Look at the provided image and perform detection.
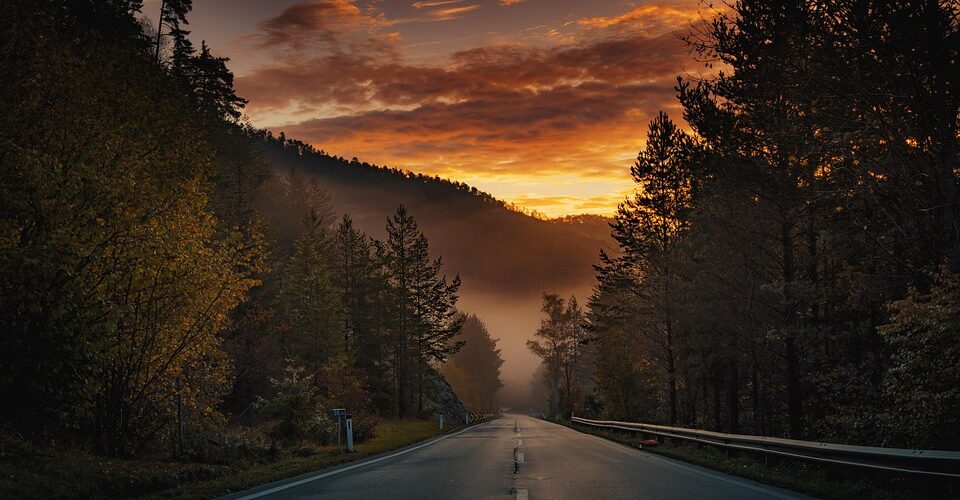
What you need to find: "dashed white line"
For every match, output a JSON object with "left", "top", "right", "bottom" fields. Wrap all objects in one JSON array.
[{"left": 515, "top": 488, "right": 529, "bottom": 500}]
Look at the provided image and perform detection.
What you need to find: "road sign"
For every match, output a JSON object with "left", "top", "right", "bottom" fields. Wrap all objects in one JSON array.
[{"left": 331, "top": 408, "right": 347, "bottom": 419}]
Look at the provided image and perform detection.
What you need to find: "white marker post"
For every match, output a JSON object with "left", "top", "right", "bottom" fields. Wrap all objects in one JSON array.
[
  {"left": 439, "top": 414, "right": 444, "bottom": 430},
  {"left": 345, "top": 416, "right": 354, "bottom": 453}
]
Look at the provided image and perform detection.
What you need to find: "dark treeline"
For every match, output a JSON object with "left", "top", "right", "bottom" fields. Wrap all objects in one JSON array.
[
  {"left": 0, "top": 0, "right": 478, "bottom": 459},
  {"left": 586, "top": 0, "right": 960, "bottom": 450},
  {"left": 526, "top": 294, "right": 597, "bottom": 419},
  {"left": 258, "top": 132, "right": 509, "bottom": 211},
  {"left": 440, "top": 314, "right": 505, "bottom": 413},
  {"left": 259, "top": 135, "right": 612, "bottom": 297}
]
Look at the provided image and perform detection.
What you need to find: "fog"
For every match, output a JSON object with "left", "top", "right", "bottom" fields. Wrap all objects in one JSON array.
[{"left": 258, "top": 139, "right": 613, "bottom": 402}]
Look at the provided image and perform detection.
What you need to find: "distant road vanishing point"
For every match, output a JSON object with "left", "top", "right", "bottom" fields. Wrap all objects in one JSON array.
[{"left": 223, "top": 414, "right": 806, "bottom": 500}]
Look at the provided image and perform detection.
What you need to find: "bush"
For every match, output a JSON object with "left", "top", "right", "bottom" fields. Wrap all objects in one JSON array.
[{"left": 255, "top": 361, "right": 335, "bottom": 447}]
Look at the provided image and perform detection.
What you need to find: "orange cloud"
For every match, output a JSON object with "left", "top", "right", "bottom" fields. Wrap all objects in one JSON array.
[
  {"left": 578, "top": 4, "right": 701, "bottom": 31},
  {"left": 413, "top": 0, "right": 463, "bottom": 8},
  {"left": 428, "top": 4, "right": 481, "bottom": 21},
  {"left": 237, "top": 2, "right": 708, "bottom": 216}
]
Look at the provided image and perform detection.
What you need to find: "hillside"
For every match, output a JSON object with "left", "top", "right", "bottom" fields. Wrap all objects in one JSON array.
[
  {"left": 254, "top": 132, "right": 617, "bottom": 387},
  {"left": 257, "top": 133, "right": 615, "bottom": 297}
]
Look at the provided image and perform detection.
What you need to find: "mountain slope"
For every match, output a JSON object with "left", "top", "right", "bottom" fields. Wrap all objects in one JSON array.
[
  {"left": 254, "top": 133, "right": 618, "bottom": 388},
  {"left": 258, "top": 134, "right": 615, "bottom": 296}
]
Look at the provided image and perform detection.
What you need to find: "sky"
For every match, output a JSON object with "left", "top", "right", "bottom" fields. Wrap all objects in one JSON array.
[{"left": 144, "top": 0, "right": 713, "bottom": 217}]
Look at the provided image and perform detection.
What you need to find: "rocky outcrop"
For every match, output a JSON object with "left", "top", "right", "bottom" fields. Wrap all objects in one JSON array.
[{"left": 421, "top": 368, "right": 468, "bottom": 423}]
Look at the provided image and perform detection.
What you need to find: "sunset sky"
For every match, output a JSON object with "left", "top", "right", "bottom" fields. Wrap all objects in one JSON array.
[{"left": 145, "top": 0, "right": 711, "bottom": 217}]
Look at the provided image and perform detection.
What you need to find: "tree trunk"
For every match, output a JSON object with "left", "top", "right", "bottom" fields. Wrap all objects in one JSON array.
[
  {"left": 782, "top": 214, "right": 803, "bottom": 439},
  {"left": 751, "top": 353, "right": 760, "bottom": 434},
  {"left": 666, "top": 322, "right": 677, "bottom": 426},
  {"left": 154, "top": 0, "right": 166, "bottom": 63},
  {"left": 712, "top": 368, "right": 722, "bottom": 431},
  {"left": 728, "top": 359, "right": 739, "bottom": 434}
]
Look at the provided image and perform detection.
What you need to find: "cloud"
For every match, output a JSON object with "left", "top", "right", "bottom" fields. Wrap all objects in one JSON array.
[
  {"left": 428, "top": 4, "right": 481, "bottom": 20},
  {"left": 255, "top": 0, "right": 387, "bottom": 48},
  {"left": 238, "top": 31, "right": 688, "bottom": 112},
  {"left": 413, "top": 0, "right": 463, "bottom": 8},
  {"left": 578, "top": 4, "right": 701, "bottom": 32},
  {"left": 499, "top": 0, "right": 526, "bottom": 5},
  {"left": 236, "top": 2, "right": 707, "bottom": 215}
]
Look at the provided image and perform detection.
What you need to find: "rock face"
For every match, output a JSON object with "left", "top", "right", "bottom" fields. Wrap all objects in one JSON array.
[{"left": 421, "top": 368, "right": 468, "bottom": 423}]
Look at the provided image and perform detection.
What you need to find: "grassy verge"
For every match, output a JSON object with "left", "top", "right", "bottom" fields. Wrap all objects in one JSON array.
[
  {"left": 563, "top": 421, "right": 958, "bottom": 499},
  {"left": 0, "top": 419, "right": 471, "bottom": 500}
]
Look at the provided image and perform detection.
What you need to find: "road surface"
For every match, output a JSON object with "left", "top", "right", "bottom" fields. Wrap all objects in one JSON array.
[{"left": 225, "top": 414, "right": 806, "bottom": 500}]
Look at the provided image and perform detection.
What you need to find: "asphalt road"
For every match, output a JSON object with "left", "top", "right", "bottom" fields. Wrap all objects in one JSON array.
[{"left": 225, "top": 414, "right": 807, "bottom": 500}]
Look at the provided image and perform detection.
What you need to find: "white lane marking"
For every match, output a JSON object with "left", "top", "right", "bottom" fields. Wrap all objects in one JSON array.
[
  {"left": 517, "top": 439, "right": 523, "bottom": 447},
  {"left": 516, "top": 488, "right": 529, "bottom": 500},
  {"left": 557, "top": 422, "right": 802, "bottom": 500},
  {"left": 232, "top": 423, "right": 487, "bottom": 499},
  {"left": 516, "top": 452, "right": 524, "bottom": 464}
]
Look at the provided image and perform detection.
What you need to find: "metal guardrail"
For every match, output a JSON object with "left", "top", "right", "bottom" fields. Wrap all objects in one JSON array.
[{"left": 570, "top": 416, "right": 960, "bottom": 479}]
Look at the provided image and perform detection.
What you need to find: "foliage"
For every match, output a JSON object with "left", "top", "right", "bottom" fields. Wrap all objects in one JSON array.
[
  {"left": 878, "top": 267, "right": 960, "bottom": 449},
  {"left": 256, "top": 361, "right": 335, "bottom": 446},
  {"left": 588, "top": 0, "right": 960, "bottom": 448},
  {"left": 441, "top": 314, "right": 504, "bottom": 412},
  {"left": 377, "top": 206, "right": 464, "bottom": 417},
  {"left": 527, "top": 294, "right": 592, "bottom": 419},
  {"left": 0, "top": 1, "right": 261, "bottom": 456}
]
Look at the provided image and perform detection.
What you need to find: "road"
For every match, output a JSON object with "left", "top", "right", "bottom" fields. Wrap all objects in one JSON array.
[{"left": 225, "top": 414, "right": 806, "bottom": 500}]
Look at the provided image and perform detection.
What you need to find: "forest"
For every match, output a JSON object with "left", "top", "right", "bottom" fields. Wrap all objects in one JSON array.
[
  {"left": 527, "top": 0, "right": 960, "bottom": 452},
  {"left": 0, "top": 0, "right": 505, "bottom": 471},
  {"left": 5, "top": 0, "right": 960, "bottom": 497}
]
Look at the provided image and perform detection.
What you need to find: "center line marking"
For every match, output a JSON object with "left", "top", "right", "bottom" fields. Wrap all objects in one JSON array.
[
  {"left": 516, "top": 488, "right": 529, "bottom": 500},
  {"left": 516, "top": 452, "right": 524, "bottom": 464}
]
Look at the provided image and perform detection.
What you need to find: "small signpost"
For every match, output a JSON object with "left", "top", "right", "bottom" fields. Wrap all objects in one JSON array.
[
  {"left": 331, "top": 408, "right": 347, "bottom": 451},
  {"left": 439, "top": 414, "right": 444, "bottom": 430}
]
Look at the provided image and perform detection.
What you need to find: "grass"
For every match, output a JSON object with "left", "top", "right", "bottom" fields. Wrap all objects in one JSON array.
[
  {"left": 0, "top": 419, "right": 468, "bottom": 500},
  {"left": 563, "top": 421, "right": 959, "bottom": 499}
]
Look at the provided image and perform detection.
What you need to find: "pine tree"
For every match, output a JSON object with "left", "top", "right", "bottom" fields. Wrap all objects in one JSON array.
[
  {"left": 377, "top": 206, "right": 462, "bottom": 417},
  {"left": 154, "top": 0, "right": 192, "bottom": 63},
  {"left": 610, "top": 112, "right": 698, "bottom": 425}
]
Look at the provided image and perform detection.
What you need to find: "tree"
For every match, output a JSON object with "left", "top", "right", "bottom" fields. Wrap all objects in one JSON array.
[
  {"left": 527, "top": 294, "right": 589, "bottom": 419},
  {"left": 154, "top": 0, "right": 192, "bottom": 63},
  {"left": 280, "top": 209, "right": 343, "bottom": 375},
  {"left": 878, "top": 267, "right": 960, "bottom": 450},
  {"left": 0, "top": 2, "right": 261, "bottom": 455},
  {"left": 441, "top": 314, "right": 504, "bottom": 412},
  {"left": 256, "top": 360, "right": 334, "bottom": 446},
  {"left": 608, "top": 112, "right": 698, "bottom": 425},
  {"left": 377, "top": 206, "right": 463, "bottom": 417}
]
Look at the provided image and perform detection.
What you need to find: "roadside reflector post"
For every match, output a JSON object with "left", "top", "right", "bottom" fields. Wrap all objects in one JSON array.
[
  {"left": 439, "top": 414, "right": 444, "bottom": 430},
  {"left": 465, "top": 412, "right": 470, "bottom": 425},
  {"left": 345, "top": 415, "right": 354, "bottom": 453}
]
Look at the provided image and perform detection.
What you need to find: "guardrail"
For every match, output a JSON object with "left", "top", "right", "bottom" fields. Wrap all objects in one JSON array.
[{"left": 570, "top": 416, "right": 960, "bottom": 479}]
